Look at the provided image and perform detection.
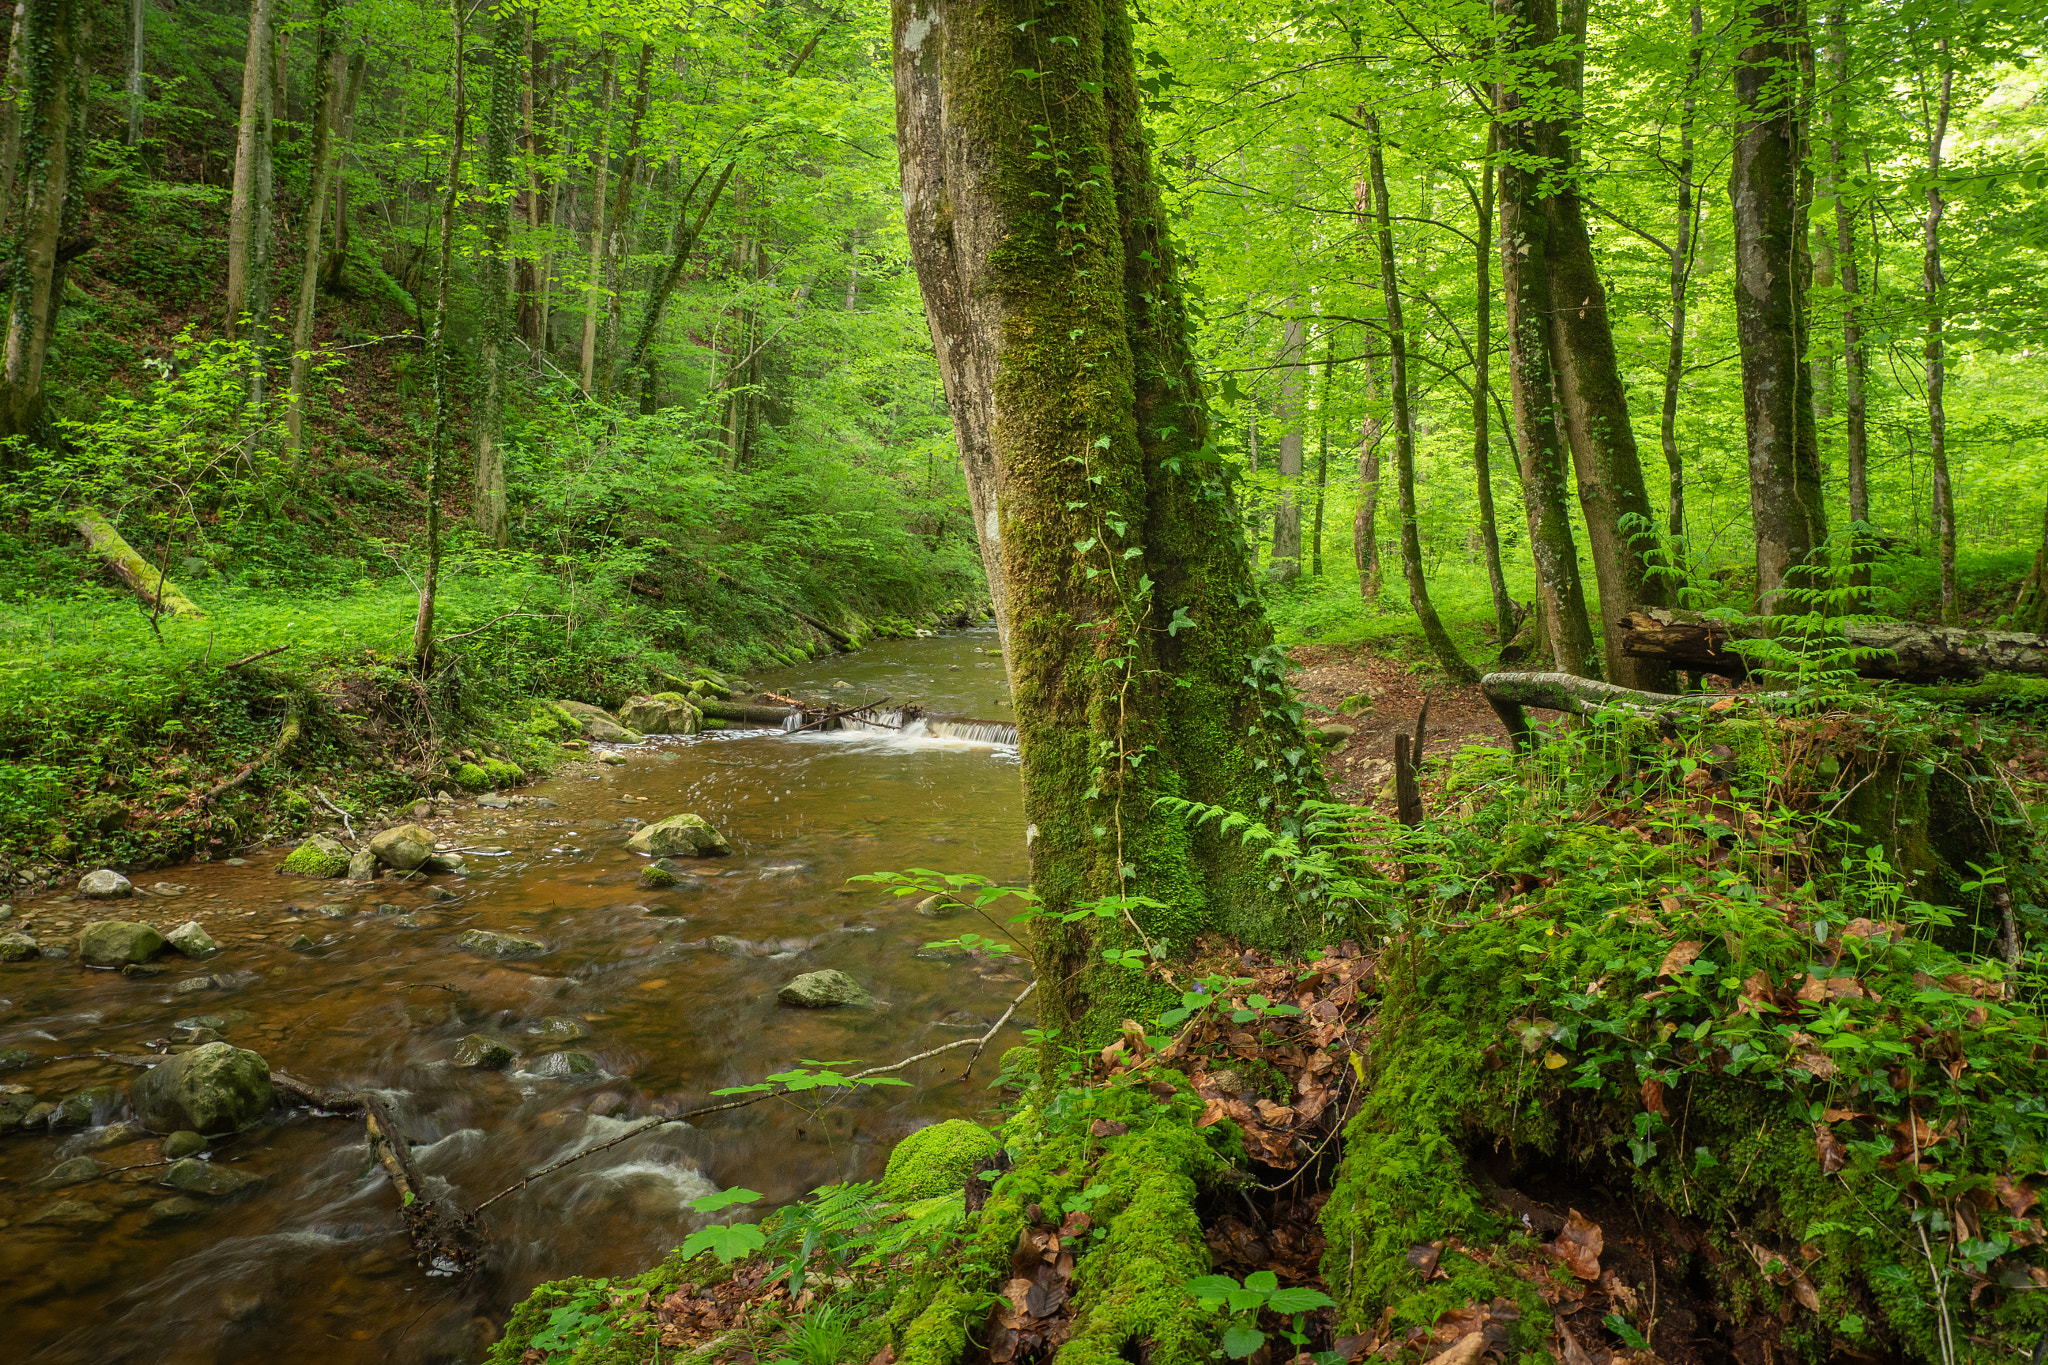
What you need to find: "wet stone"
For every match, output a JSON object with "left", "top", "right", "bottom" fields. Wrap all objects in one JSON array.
[
  {"left": 163, "top": 1130, "right": 208, "bottom": 1159},
  {"left": 145, "top": 1196, "right": 205, "bottom": 1227},
  {"left": 40, "top": 1156, "right": 103, "bottom": 1187},
  {"left": 129, "top": 1042, "right": 271, "bottom": 1135},
  {"left": 375, "top": 903, "right": 407, "bottom": 915},
  {"left": 777, "top": 969, "right": 874, "bottom": 1008},
  {"left": 121, "top": 962, "right": 171, "bottom": 978},
  {"left": 172, "top": 976, "right": 217, "bottom": 996},
  {"left": 27, "top": 1199, "right": 111, "bottom": 1228},
  {"left": 287, "top": 934, "right": 318, "bottom": 952},
  {"left": 0, "top": 1086, "right": 38, "bottom": 1126},
  {"left": 457, "top": 929, "right": 545, "bottom": 960},
  {"left": 0, "top": 930, "right": 39, "bottom": 961},
  {"left": 531, "top": 1016, "right": 591, "bottom": 1043},
  {"left": 528, "top": 1050, "right": 597, "bottom": 1078},
  {"left": 452, "top": 1035, "right": 516, "bottom": 1069},
  {"left": 346, "top": 849, "right": 378, "bottom": 883},
  {"left": 0, "top": 1048, "right": 32, "bottom": 1071},
  {"left": 78, "top": 920, "right": 167, "bottom": 968},
  {"left": 162, "top": 1157, "right": 261, "bottom": 1197},
  {"left": 78, "top": 869, "right": 134, "bottom": 900},
  {"left": 165, "top": 921, "right": 219, "bottom": 957},
  {"left": 54, "top": 1084, "right": 117, "bottom": 1128}
]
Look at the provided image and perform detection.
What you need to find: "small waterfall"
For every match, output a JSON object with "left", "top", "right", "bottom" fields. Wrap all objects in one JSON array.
[{"left": 927, "top": 716, "right": 1019, "bottom": 747}]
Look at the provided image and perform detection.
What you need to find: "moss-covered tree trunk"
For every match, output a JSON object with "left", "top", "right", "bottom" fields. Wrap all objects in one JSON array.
[
  {"left": 893, "top": 0, "right": 1321, "bottom": 1042},
  {"left": 1490, "top": 16, "right": 1598, "bottom": 677},
  {"left": 0, "top": 0, "right": 78, "bottom": 440},
  {"left": 412, "top": 4, "right": 466, "bottom": 675},
  {"left": 1825, "top": 6, "right": 1871, "bottom": 595},
  {"left": 1731, "top": 0, "right": 1827, "bottom": 612},
  {"left": 224, "top": 0, "right": 276, "bottom": 340},
  {"left": 1921, "top": 43, "right": 1955, "bottom": 625},
  {"left": 1470, "top": 139, "right": 1517, "bottom": 645}
]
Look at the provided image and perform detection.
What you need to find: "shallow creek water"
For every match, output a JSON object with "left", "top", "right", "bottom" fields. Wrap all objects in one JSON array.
[{"left": 1, "top": 629, "right": 1029, "bottom": 1364}]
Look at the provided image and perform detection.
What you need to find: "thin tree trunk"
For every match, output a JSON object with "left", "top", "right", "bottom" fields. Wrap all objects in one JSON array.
[
  {"left": 577, "top": 50, "right": 614, "bottom": 395},
  {"left": 2017, "top": 501, "right": 2048, "bottom": 636},
  {"left": 1364, "top": 111, "right": 1477, "bottom": 684},
  {"left": 126, "top": 0, "right": 145, "bottom": 146},
  {"left": 595, "top": 43, "right": 652, "bottom": 400},
  {"left": 0, "top": 0, "right": 78, "bottom": 439},
  {"left": 414, "top": 4, "right": 468, "bottom": 674},
  {"left": 284, "top": 0, "right": 342, "bottom": 462},
  {"left": 1826, "top": 7, "right": 1869, "bottom": 594},
  {"left": 1661, "top": 0, "right": 1702, "bottom": 541},
  {"left": 1269, "top": 309, "right": 1305, "bottom": 581},
  {"left": 473, "top": 2, "right": 519, "bottom": 547},
  {"left": 225, "top": 0, "right": 278, "bottom": 338},
  {"left": 321, "top": 51, "right": 363, "bottom": 295},
  {"left": 1491, "top": 47, "right": 1598, "bottom": 676},
  {"left": 1311, "top": 334, "right": 1331, "bottom": 576},
  {"left": 514, "top": 10, "right": 542, "bottom": 349},
  {"left": 1923, "top": 43, "right": 1955, "bottom": 624},
  {"left": 1732, "top": 0, "right": 1828, "bottom": 612},
  {"left": 1353, "top": 331, "right": 1383, "bottom": 600},
  {"left": 1473, "top": 131, "right": 1516, "bottom": 643}
]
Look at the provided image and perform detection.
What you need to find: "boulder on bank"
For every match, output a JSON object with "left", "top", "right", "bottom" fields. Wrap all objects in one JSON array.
[
  {"left": 777, "top": 969, "right": 873, "bottom": 1008},
  {"left": 626, "top": 813, "right": 731, "bottom": 858},
  {"left": 347, "top": 848, "right": 378, "bottom": 883},
  {"left": 369, "top": 823, "right": 435, "bottom": 870},
  {"left": 129, "top": 1042, "right": 272, "bottom": 1135},
  {"left": 881, "top": 1119, "right": 1001, "bottom": 1201},
  {"left": 457, "top": 929, "right": 546, "bottom": 960},
  {"left": 556, "top": 700, "right": 643, "bottom": 744},
  {"left": 280, "top": 835, "right": 351, "bottom": 878},
  {"left": 165, "top": 921, "right": 218, "bottom": 957},
  {"left": 79, "top": 869, "right": 134, "bottom": 899},
  {"left": 620, "top": 693, "right": 701, "bottom": 735},
  {"left": 78, "top": 920, "right": 167, "bottom": 968}
]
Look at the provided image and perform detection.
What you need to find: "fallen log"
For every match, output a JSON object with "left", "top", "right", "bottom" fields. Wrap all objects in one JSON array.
[
  {"left": 75, "top": 509, "right": 206, "bottom": 619},
  {"left": 359, "top": 1091, "right": 484, "bottom": 1277},
  {"left": 789, "top": 696, "right": 890, "bottom": 734},
  {"left": 1479, "top": 672, "right": 1788, "bottom": 751},
  {"left": 1618, "top": 607, "right": 2048, "bottom": 683},
  {"left": 699, "top": 698, "right": 800, "bottom": 726}
]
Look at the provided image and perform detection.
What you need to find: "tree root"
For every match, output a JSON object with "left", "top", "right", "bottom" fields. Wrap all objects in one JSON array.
[{"left": 160, "top": 703, "right": 301, "bottom": 821}]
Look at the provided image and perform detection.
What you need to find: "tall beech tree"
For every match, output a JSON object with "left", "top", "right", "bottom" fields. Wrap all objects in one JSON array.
[
  {"left": 473, "top": 2, "right": 521, "bottom": 547},
  {"left": 1921, "top": 42, "right": 1956, "bottom": 624},
  {"left": 225, "top": 0, "right": 278, "bottom": 341},
  {"left": 284, "top": 0, "right": 345, "bottom": 462},
  {"left": 1824, "top": 7, "right": 1871, "bottom": 593},
  {"left": 893, "top": 0, "right": 1322, "bottom": 1037},
  {"left": 1730, "top": 0, "right": 1826, "bottom": 611},
  {"left": 1269, "top": 310, "right": 1306, "bottom": 581}
]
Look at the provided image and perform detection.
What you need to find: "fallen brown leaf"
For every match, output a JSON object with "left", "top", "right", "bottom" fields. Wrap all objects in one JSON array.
[
  {"left": 1423, "top": 1331, "right": 1487, "bottom": 1365},
  {"left": 1545, "top": 1208, "right": 1603, "bottom": 1280},
  {"left": 1814, "top": 1122, "right": 1848, "bottom": 1174},
  {"left": 1658, "top": 941, "right": 1703, "bottom": 977}
]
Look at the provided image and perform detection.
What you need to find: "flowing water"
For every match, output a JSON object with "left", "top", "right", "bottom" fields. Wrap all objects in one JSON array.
[{"left": 0, "top": 629, "right": 1028, "bottom": 1364}]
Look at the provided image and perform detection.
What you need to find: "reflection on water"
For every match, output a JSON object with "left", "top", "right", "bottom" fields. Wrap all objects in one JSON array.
[{"left": 0, "top": 629, "right": 1027, "bottom": 1364}]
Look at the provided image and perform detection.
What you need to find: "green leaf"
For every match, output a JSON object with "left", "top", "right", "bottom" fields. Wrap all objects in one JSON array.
[
  {"left": 1266, "top": 1287, "right": 1337, "bottom": 1314},
  {"left": 678, "top": 1221, "right": 767, "bottom": 1266},
  {"left": 1221, "top": 1325, "right": 1267, "bottom": 1359},
  {"left": 689, "top": 1187, "right": 765, "bottom": 1213},
  {"left": 1184, "top": 1274, "right": 1241, "bottom": 1306}
]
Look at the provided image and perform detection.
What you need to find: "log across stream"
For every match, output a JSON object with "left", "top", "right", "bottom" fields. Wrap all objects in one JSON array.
[{"left": 0, "top": 629, "right": 1030, "bottom": 1365}]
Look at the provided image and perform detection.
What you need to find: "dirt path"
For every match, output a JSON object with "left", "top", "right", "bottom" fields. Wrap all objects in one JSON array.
[{"left": 1288, "top": 644, "right": 1512, "bottom": 811}]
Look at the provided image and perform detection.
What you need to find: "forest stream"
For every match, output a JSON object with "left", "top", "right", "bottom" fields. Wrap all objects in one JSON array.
[{"left": 1, "top": 629, "right": 1029, "bottom": 1365}]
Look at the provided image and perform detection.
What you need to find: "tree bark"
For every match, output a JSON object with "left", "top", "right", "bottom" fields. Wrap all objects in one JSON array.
[
  {"left": 1922, "top": 43, "right": 1955, "bottom": 625},
  {"left": 595, "top": 43, "right": 653, "bottom": 400},
  {"left": 1661, "top": 0, "right": 1702, "bottom": 541},
  {"left": 1731, "top": 0, "right": 1827, "bottom": 612},
  {"left": 0, "top": 1, "right": 25, "bottom": 232},
  {"left": 893, "top": 0, "right": 1322, "bottom": 1040},
  {"left": 1618, "top": 606, "right": 2048, "bottom": 683},
  {"left": 576, "top": 50, "right": 614, "bottom": 395},
  {"left": 1826, "top": 7, "right": 1870, "bottom": 594},
  {"left": 0, "top": 0, "right": 79, "bottom": 440},
  {"left": 2016, "top": 503, "right": 2048, "bottom": 636},
  {"left": 1490, "top": 37, "right": 1598, "bottom": 678},
  {"left": 284, "top": 0, "right": 342, "bottom": 462},
  {"left": 224, "top": 0, "right": 277, "bottom": 339},
  {"left": 473, "top": 2, "right": 519, "bottom": 547},
  {"left": 125, "top": 0, "right": 145, "bottom": 146},
  {"left": 1311, "top": 336, "right": 1330, "bottom": 576},
  {"left": 1472, "top": 133, "right": 1516, "bottom": 644},
  {"left": 1363, "top": 111, "right": 1477, "bottom": 685},
  {"left": 1268, "top": 309, "right": 1305, "bottom": 581},
  {"left": 414, "top": 5, "right": 467, "bottom": 674}
]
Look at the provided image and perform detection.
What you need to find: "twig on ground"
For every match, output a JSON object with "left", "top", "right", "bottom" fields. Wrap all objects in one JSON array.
[
  {"left": 225, "top": 644, "right": 291, "bottom": 669},
  {"left": 311, "top": 786, "right": 358, "bottom": 843}
]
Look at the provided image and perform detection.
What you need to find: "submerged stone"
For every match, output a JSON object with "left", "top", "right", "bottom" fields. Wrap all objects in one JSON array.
[
  {"left": 457, "top": 929, "right": 546, "bottom": 960},
  {"left": 452, "top": 1034, "right": 516, "bottom": 1069},
  {"left": 163, "top": 1157, "right": 262, "bottom": 1197}
]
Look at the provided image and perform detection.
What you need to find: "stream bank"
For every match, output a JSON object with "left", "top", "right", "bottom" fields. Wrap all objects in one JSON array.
[{"left": 0, "top": 629, "right": 1027, "bottom": 1364}]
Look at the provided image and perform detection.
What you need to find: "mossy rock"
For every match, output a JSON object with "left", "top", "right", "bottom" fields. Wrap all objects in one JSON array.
[
  {"left": 280, "top": 835, "right": 350, "bottom": 878},
  {"left": 880, "top": 1119, "right": 1001, "bottom": 1201},
  {"left": 479, "top": 757, "right": 524, "bottom": 786},
  {"left": 453, "top": 762, "right": 491, "bottom": 791}
]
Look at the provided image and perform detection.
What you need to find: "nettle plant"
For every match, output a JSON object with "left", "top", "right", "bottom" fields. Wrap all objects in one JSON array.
[{"left": 1183, "top": 1270, "right": 1337, "bottom": 1360}]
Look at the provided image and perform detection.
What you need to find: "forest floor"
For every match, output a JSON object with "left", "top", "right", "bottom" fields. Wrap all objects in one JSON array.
[{"left": 1286, "top": 644, "right": 1511, "bottom": 810}]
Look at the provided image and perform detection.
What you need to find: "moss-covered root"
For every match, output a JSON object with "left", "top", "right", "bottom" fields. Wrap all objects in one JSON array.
[{"left": 890, "top": 1086, "right": 1230, "bottom": 1365}]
